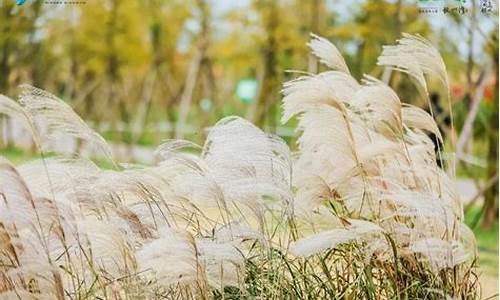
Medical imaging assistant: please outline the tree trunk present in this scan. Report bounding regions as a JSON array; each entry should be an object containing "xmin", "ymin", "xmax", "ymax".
[
  {"xmin": 176, "ymin": 0, "xmax": 210, "ymax": 139},
  {"xmin": 481, "ymin": 36, "xmax": 499, "ymax": 229},
  {"xmin": 482, "ymin": 123, "xmax": 499, "ymax": 229},
  {"xmin": 307, "ymin": 0, "xmax": 320, "ymax": 74},
  {"xmin": 28, "ymin": 1, "xmax": 43, "ymax": 87},
  {"xmin": 0, "ymin": 3, "xmax": 14, "ymax": 93},
  {"xmin": 0, "ymin": 4, "xmax": 14, "ymax": 148},
  {"xmin": 466, "ymin": 1, "xmax": 476, "ymax": 98},
  {"xmin": 105, "ymin": 0, "xmax": 122, "ymax": 143},
  {"xmin": 176, "ymin": 47, "xmax": 202, "ymax": 139},
  {"xmin": 254, "ymin": 0, "xmax": 279, "ymax": 131},
  {"xmin": 456, "ymin": 71, "xmax": 488, "ymax": 159},
  {"xmin": 199, "ymin": 55, "xmax": 217, "ymax": 137},
  {"xmin": 382, "ymin": 0, "xmax": 402, "ymax": 84}
]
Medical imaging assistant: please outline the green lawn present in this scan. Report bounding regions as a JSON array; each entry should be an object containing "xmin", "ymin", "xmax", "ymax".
[
  {"xmin": 0, "ymin": 147, "xmax": 114, "ymax": 169},
  {"xmin": 1, "ymin": 146, "xmax": 42, "ymax": 164},
  {"xmin": 465, "ymin": 206, "xmax": 499, "ymax": 277}
]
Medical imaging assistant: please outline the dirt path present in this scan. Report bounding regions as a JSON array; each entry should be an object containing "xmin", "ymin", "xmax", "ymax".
[{"xmin": 481, "ymin": 274, "xmax": 499, "ymax": 299}]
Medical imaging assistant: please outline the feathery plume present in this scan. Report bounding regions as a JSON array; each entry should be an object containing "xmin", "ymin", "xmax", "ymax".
[
  {"xmin": 18, "ymin": 85, "xmax": 114, "ymax": 161},
  {"xmin": 0, "ymin": 95, "xmax": 32, "ymax": 133},
  {"xmin": 308, "ymin": 33, "xmax": 350, "ymax": 74},
  {"xmin": 377, "ymin": 33, "xmax": 449, "ymax": 96}
]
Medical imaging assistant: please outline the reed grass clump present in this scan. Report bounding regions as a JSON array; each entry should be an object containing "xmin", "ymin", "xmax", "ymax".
[{"xmin": 0, "ymin": 34, "xmax": 478, "ymax": 299}]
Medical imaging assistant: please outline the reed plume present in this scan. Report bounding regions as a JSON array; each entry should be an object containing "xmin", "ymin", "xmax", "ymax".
[{"xmin": 0, "ymin": 33, "xmax": 478, "ymax": 299}]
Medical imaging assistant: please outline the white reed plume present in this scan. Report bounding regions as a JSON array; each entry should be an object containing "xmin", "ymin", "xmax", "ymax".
[
  {"xmin": 377, "ymin": 33, "xmax": 450, "ymax": 96},
  {"xmin": 282, "ymin": 34, "xmax": 474, "ymax": 275},
  {"xmin": 0, "ymin": 95, "xmax": 32, "ymax": 133},
  {"xmin": 0, "ymin": 33, "xmax": 477, "ymax": 298},
  {"xmin": 308, "ymin": 33, "xmax": 350, "ymax": 74},
  {"xmin": 18, "ymin": 85, "xmax": 114, "ymax": 161}
]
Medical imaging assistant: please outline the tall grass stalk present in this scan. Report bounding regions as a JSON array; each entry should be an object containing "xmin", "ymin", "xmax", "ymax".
[{"xmin": 0, "ymin": 34, "xmax": 478, "ymax": 299}]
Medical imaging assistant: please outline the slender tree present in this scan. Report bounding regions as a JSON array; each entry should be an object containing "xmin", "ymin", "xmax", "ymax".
[{"xmin": 482, "ymin": 29, "xmax": 499, "ymax": 229}]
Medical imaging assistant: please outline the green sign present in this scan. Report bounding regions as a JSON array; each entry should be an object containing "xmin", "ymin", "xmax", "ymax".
[
  {"xmin": 200, "ymin": 97, "xmax": 212, "ymax": 112},
  {"xmin": 236, "ymin": 79, "xmax": 258, "ymax": 104}
]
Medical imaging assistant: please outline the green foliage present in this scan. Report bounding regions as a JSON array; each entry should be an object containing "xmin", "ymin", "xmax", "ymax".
[
  {"xmin": 0, "ymin": 146, "xmax": 39, "ymax": 164},
  {"xmin": 465, "ymin": 206, "xmax": 499, "ymax": 276}
]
